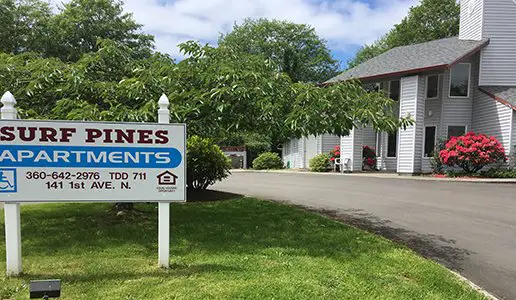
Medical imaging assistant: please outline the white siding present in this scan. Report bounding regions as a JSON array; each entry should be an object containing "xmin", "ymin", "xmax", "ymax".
[
  {"xmin": 296, "ymin": 138, "xmax": 305, "ymax": 169},
  {"xmin": 340, "ymin": 134, "xmax": 353, "ymax": 160},
  {"xmin": 479, "ymin": 0, "xmax": 516, "ymax": 86},
  {"xmin": 281, "ymin": 141, "xmax": 286, "ymax": 165},
  {"xmin": 282, "ymin": 139, "xmax": 292, "ymax": 168},
  {"xmin": 512, "ymin": 111, "xmax": 516, "ymax": 166},
  {"xmin": 283, "ymin": 138, "xmax": 301, "ymax": 168},
  {"xmin": 440, "ymin": 55, "xmax": 478, "ymax": 138},
  {"xmin": 425, "ymin": 98, "xmax": 442, "ymax": 126},
  {"xmin": 284, "ymin": 136, "xmax": 331, "ymax": 169},
  {"xmin": 292, "ymin": 138, "xmax": 300, "ymax": 168},
  {"xmin": 422, "ymin": 74, "xmax": 444, "ymax": 173},
  {"xmin": 377, "ymin": 132, "xmax": 397, "ymax": 172},
  {"xmin": 383, "ymin": 159, "xmax": 397, "ymax": 171},
  {"xmin": 472, "ymin": 90, "xmax": 513, "ymax": 156},
  {"xmin": 377, "ymin": 98, "xmax": 399, "ymax": 172},
  {"xmin": 459, "ymin": 0, "xmax": 484, "ymax": 41},
  {"xmin": 425, "ymin": 74, "xmax": 443, "ymax": 127},
  {"xmin": 413, "ymin": 76, "xmax": 426, "ymax": 173},
  {"xmin": 340, "ymin": 132, "xmax": 354, "ymax": 171},
  {"xmin": 351, "ymin": 128, "xmax": 363, "ymax": 171},
  {"xmin": 513, "ymin": 111, "xmax": 516, "ymax": 152},
  {"xmin": 362, "ymin": 127, "xmax": 376, "ymax": 149},
  {"xmin": 340, "ymin": 129, "xmax": 363, "ymax": 172},
  {"xmin": 321, "ymin": 134, "xmax": 340, "ymax": 154},
  {"xmin": 397, "ymin": 76, "xmax": 419, "ymax": 173},
  {"xmin": 304, "ymin": 135, "xmax": 318, "ymax": 168}
]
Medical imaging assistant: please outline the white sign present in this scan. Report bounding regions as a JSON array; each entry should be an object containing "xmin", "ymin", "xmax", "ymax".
[{"xmin": 0, "ymin": 120, "xmax": 186, "ymax": 202}]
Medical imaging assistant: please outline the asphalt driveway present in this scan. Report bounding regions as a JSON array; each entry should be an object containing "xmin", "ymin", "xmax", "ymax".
[{"xmin": 213, "ymin": 172, "xmax": 516, "ymax": 299}]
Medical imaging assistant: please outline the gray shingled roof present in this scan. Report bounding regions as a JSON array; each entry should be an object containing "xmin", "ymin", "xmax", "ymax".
[
  {"xmin": 480, "ymin": 86, "xmax": 516, "ymax": 110},
  {"xmin": 326, "ymin": 37, "xmax": 489, "ymax": 83}
]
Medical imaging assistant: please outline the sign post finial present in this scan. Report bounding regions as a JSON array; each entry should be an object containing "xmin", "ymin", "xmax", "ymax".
[
  {"xmin": 1, "ymin": 91, "xmax": 17, "ymax": 120},
  {"xmin": 158, "ymin": 94, "xmax": 170, "ymax": 124}
]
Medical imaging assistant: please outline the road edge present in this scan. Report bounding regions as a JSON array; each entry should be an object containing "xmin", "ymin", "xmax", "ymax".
[
  {"xmin": 231, "ymin": 169, "xmax": 516, "ymax": 184},
  {"xmin": 449, "ymin": 270, "xmax": 500, "ymax": 300}
]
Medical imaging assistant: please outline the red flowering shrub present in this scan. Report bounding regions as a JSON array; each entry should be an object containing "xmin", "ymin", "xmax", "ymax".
[
  {"xmin": 362, "ymin": 145, "xmax": 377, "ymax": 170},
  {"xmin": 329, "ymin": 145, "xmax": 340, "ymax": 162},
  {"xmin": 439, "ymin": 132, "xmax": 507, "ymax": 173}
]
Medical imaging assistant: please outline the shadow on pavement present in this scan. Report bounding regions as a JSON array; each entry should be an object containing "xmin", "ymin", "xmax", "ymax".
[{"xmin": 300, "ymin": 205, "xmax": 474, "ymax": 272}]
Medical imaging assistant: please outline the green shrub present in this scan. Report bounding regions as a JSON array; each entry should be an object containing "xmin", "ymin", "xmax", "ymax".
[
  {"xmin": 187, "ymin": 136, "xmax": 231, "ymax": 190},
  {"xmin": 439, "ymin": 132, "xmax": 507, "ymax": 173},
  {"xmin": 246, "ymin": 140, "xmax": 271, "ymax": 168},
  {"xmin": 430, "ymin": 139, "xmax": 447, "ymax": 174},
  {"xmin": 309, "ymin": 154, "xmax": 330, "ymax": 172},
  {"xmin": 480, "ymin": 168, "xmax": 516, "ymax": 178},
  {"xmin": 252, "ymin": 152, "xmax": 283, "ymax": 170},
  {"xmin": 443, "ymin": 169, "xmax": 516, "ymax": 178},
  {"xmin": 444, "ymin": 171, "xmax": 481, "ymax": 178}
]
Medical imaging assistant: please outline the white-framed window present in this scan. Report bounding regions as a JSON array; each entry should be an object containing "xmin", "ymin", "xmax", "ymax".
[
  {"xmin": 447, "ymin": 125, "xmax": 467, "ymax": 138},
  {"xmin": 387, "ymin": 131, "xmax": 397, "ymax": 158},
  {"xmin": 389, "ymin": 80, "xmax": 400, "ymax": 101},
  {"xmin": 424, "ymin": 126, "xmax": 437, "ymax": 157},
  {"xmin": 426, "ymin": 75, "xmax": 439, "ymax": 99},
  {"xmin": 449, "ymin": 63, "xmax": 471, "ymax": 98}
]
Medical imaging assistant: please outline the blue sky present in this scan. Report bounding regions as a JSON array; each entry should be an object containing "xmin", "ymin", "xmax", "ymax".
[{"xmin": 51, "ymin": 0, "xmax": 419, "ymax": 69}]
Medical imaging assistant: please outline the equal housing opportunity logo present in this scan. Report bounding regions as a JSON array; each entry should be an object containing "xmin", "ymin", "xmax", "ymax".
[{"xmin": 157, "ymin": 170, "xmax": 178, "ymax": 193}]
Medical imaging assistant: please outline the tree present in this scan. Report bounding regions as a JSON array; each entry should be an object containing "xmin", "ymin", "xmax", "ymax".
[
  {"xmin": 168, "ymin": 41, "xmax": 294, "ymax": 139},
  {"xmin": 46, "ymin": 0, "xmax": 154, "ymax": 61},
  {"xmin": 285, "ymin": 81, "xmax": 412, "ymax": 137},
  {"xmin": 0, "ymin": 0, "xmax": 154, "ymax": 61},
  {"xmin": 219, "ymin": 18, "xmax": 339, "ymax": 83},
  {"xmin": 0, "ymin": 39, "xmax": 172, "ymax": 119},
  {"xmin": 0, "ymin": 0, "xmax": 53, "ymax": 54},
  {"xmin": 347, "ymin": 0, "xmax": 460, "ymax": 69}
]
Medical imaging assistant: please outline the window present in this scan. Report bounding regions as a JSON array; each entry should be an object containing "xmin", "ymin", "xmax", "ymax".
[
  {"xmin": 448, "ymin": 126, "xmax": 466, "ymax": 138},
  {"xmin": 389, "ymin": 80, "xmax": 400, "ymax": 101},
  {"xmin": 449, "ymin": 63, "xmax": 470, "ymax": 97},
  {"xmin": 424, "ymin": 126, "xmax": 436, "ymax": 157},
  {"xmin": 426, "ymin": 75, "xmax": 439, "ymax": 99},
  {"xmin": 364, "ymin": 82, "xmax": 381, "ymax": 92},
  {"xmin": 387, "ymin": 131, "xmax": 397, "ymax": 157}
]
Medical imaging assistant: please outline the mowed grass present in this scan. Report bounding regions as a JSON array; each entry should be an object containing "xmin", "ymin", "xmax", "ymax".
[{"xmin": 0, "ymin": 198, "xmax": 484, "ymax": 300}]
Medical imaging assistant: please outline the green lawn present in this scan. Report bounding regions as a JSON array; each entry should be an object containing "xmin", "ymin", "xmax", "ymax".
[{"xmin": 0, "ymin": 198, "xmax": 484, "ymax": 299}]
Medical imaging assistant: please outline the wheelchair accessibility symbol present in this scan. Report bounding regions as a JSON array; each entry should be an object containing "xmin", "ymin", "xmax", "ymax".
[{"xmin": 0, "ymin": 169, "xmax": 17, "ymax": 193}]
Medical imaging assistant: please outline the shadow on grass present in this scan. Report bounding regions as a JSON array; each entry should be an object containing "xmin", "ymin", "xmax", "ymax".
[
  {"xmin": 23, "ymin": 263, "xmax": 241, "ymax": 282},
  {"xmin": 1, "ymin": 193, "xmax": 471, "ymax": 285},
  {"xmin": 186, "ymin": 189, "xmax": 243, "ymax": 202},
  {"xmin": 2, "ymin": 196, "xmax": 387, "ymax": 265},
  {"xmin": 301, "ymin": 206, "xmax": 474, "ymax": 272}
]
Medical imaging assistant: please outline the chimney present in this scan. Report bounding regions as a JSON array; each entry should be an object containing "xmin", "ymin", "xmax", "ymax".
[{"xmin": 459, "ymin": 0, "xmax": 516, "ymax": 86}]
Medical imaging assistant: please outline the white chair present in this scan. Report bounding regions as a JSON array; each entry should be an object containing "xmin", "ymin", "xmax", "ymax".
[
  {"xmin": 333, "ymin": 157, "xmax": 351, "ymax": 173},
  {"xmin": 334, "ymin": 158, "xmax": 351, "ymax": 173}
]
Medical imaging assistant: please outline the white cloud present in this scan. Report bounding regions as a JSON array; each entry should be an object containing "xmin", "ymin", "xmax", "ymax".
[{"xmin": 48, "ymin": 0, "xmax": 418, "ymax": 60}]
